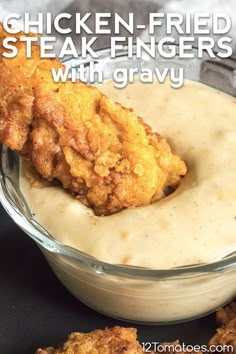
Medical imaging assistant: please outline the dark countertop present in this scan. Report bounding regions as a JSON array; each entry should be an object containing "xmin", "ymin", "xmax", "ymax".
[{"xmin": 0, "ymin": 205, "xmax": 217, "ymax": 354}]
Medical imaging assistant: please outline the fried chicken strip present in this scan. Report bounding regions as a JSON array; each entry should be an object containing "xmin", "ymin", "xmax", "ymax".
[
  {"xmin": 35, "ymin": 327, "xmax": 204, "ymax": 354},
  {"xmin": 35, "ymin": 327, "xmax": 145, "ymax": 354},
  {"xmin": 35, "ymin": 303, "xmax": 236, "ymax": 354},
  {"xmin": 0, "ymin": 24, "xmax": 187, "ymax": 215}
]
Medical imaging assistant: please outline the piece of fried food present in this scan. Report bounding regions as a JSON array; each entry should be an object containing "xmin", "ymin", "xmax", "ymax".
[
  {"xmin": 215, "ymin": 302, "xmax": 236, "ymax": 326},
  {"xmin": 35, "ymin": 329, "xmax": 204, "ymax": 354},
  {"xmin": 0, "ymin": 24, "xmax": 187, "ymax": 215},
  {"xmin": 35, "ymin": 327, "xmax": 145, "ymax": 354},
  {"xmin": 209, "ymin": 302, "xmax": 236, "ymax": 352}
]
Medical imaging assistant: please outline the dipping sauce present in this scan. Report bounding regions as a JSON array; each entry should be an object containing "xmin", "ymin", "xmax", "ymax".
[{"xmin": 20, "ymin": 79, "xmax": 236, "ymax": 269}]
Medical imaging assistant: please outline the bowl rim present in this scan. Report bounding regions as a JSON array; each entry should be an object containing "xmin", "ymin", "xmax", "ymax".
[{"xmin": 1, "ymin": 46, "xmax": 236, "ymax": 280}]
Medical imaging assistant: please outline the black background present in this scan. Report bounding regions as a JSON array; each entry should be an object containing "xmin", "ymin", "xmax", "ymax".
[{"xmin": 0, "ymin": 205, "xmax": 217, "ymax": 354}]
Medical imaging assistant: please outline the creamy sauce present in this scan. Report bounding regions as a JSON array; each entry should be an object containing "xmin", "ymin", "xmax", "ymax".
[{"xmin": 20, "ymin": 80, "xmax": 236, "ymax": 269}]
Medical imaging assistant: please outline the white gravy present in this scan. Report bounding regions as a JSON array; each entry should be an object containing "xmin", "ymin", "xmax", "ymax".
[{"xmin": 20, "ymin": 80, "xmax": 236, "ymax": 269}]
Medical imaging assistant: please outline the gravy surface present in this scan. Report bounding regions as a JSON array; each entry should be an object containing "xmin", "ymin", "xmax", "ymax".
[{"xmin": 20, "ymin": 80, "xmax": 236, "ymax": 269}]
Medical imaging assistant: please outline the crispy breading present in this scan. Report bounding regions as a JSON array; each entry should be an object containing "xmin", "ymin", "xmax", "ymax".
[
  {"xmin": 35, "ymin": 327, "xmax": 144, "ymax": 354},
  {"xmin": 209, "ymin": 319, "xmax": 236, "ymax": 352},
  {"xmin": 35, "ymin": 330, "xmax": 204, "ymax": 354},
  {"xmin": 35, "ymin": 304, "xmax": 236, "ymax": 354},
  {"xmin": 0, "ymin": 24, "xmax": 187, "ymax": 215},
  {"xmin": 216, "ymin": 302, "xmax": 236, "ymax": 326},
  {"xmin": 209, "ymin": 302, "xmax": 236, "ymax": 353}
]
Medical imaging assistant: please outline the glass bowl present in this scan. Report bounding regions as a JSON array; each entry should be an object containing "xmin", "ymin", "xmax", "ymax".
[{"xmin": 0, "ymin": 45, "xmax": 236, "ymax": 324}]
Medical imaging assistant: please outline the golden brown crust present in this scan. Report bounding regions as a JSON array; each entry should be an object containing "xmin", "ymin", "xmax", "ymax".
[
  {"xmin": 216, "ymin": 302, "xmax": 236, "ymax": 327},
  {"xmin": 209, "ymin": 302, "xmax": 236, "ymax": 352},
  {"xmin": 35, "ymin": 327, "xmax": 144, "ymax": 354},
  {"xmin": 35, "ymin": 331, "xmax": 204, "ymax": 354},
  {"xmin": 36, "ymin": 349, "xmax": 55, "ymax": 354},
  {"xmin": 35, "ymin": 304, "xmax": 236, "ymax": 354},
  {"xmin": 0, "ymin": 24, "xmax": 187, "ymax": 215}
]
